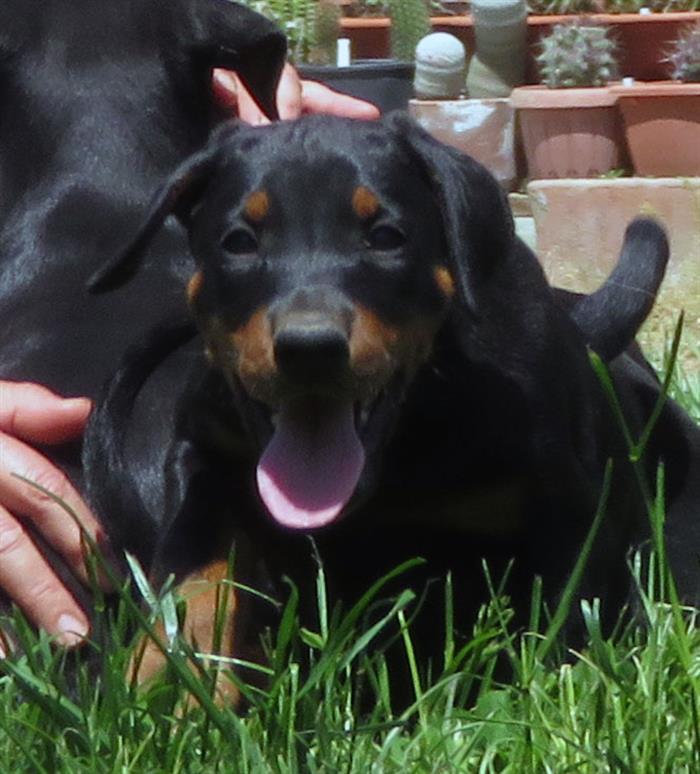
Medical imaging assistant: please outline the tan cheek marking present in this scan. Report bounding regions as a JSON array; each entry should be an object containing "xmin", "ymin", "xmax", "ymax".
[
  {"xmin": 352, "ymin": 186, "xmax": 379, "ymax": 220},
  {"xmin": 244, "ymin": 190, "xmax": 270, "ymax": 223},
  {"xmin": 434, "ymin": 266, "xmax": 455, "ymax": 299},
  {"xmin": 186, "ymin": 270, "xmax": 203, "ymax": 306},
  {"xmin": 200, "ymin": 308, "xmax": 275, "ymax": 392},
  {"xmin": 350, "ymin": 305, "xmax": 399, "ymax": 375},
  {"xmin": 230, "ymin": 307, "xmax": 275, "ymax": 384},
  {"xmin": 351, "ymin": 304, "xmax": 445, "ymax": 382}
]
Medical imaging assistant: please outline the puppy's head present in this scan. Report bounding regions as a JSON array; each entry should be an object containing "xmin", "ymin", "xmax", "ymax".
[{"xmin": 91, "ymin": 115, "xmax": 515, "ymax": 531}]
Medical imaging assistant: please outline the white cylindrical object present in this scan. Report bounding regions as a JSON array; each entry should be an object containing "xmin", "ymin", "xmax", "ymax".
[
  {"xmin": 337, "ymin": 38, "xmax": 351, "ymax": 67},
  {"xmin": 414, "ymin": 33, "xmax": 467, "ymax": 99}
]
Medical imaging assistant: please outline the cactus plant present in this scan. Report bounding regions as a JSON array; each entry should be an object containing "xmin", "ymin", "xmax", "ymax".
[
  {"xmin": 241, "ymin": 0, "xmax": 340, "ymax": 65},
  {"xmin": 310, "ymin": 0, "xmax": 342, "ymax": 66},
  {"xmin": 387, "ymin": 0, "xmax": 431, "ymax": 62},
  {"xmin": 667, "ymin": 22, "xmax": 700, "ymax": 82},
  {"xmin": 413, "ymin": 32, "xmax": 467, "ymax": 98},
  {"xmin": 466, "ymin": 0, "xmax": 527, "ymax": 98},
  {"xmin": 537, "ymin": 22, "xmax": 619, "ymax": 88}
]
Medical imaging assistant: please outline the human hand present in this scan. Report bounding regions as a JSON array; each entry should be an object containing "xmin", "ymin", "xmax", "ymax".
[
  {"xmin": 212, "ymin": 62, "xmax": 380, "ymax": 123},
  {"xmin": 0, "ymin": 381, "xmax": 108, "ymax": 650}
]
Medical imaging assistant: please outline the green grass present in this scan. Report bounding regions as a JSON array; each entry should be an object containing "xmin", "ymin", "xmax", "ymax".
[{"xmin": 1, "ymin": 330, "xmax": 699, "ymax": 773}]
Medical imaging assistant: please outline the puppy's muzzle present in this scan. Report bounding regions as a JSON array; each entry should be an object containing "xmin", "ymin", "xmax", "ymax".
[
  {"xmin": 274, "ymin": 313, "xmax": 350, "ymax": 385},
  {"xmin": 270, "ymin": 288, "xmax": 354, "ymax": 394}
]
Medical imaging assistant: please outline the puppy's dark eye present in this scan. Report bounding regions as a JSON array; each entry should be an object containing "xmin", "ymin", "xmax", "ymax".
[
  {"xmin": 221, "ymin": 228, "xmax": 258, "ymax": 256},
  {"xmin": 366, "ymin": 224, "xmax": 406, "ymax": 252}
]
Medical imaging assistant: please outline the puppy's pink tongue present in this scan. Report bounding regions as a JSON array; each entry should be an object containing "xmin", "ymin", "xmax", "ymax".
[{"xmin": 256, "ymin": 399, "xmax": 365, "ymax": 530}]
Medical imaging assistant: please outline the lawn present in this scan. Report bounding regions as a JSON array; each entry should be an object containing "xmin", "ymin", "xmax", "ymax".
[{"xmin": 1, "ymin": 321, "xmax": 699, "ymax": 773}]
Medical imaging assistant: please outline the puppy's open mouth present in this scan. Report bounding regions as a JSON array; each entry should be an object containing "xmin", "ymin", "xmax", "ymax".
[{"xmin": 256, "ymin": 394, "xmax": 384, "ymax": 530}]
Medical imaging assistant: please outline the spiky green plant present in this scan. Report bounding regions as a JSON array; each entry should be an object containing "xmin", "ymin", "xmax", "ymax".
[
  {"xmin": 387, "ymin": 0, "xmax": 431, "ymax": 62},
  {"xmin": 242, "ymin": 0, "xmax": 340, "ymax": 64},
  {"xmin": 667, "ymin": 22, "xmax": 700, "ymax": 82},
  {"xmin": 310, "ymin": 0, "xmax": 342, "ymax": 65},
  {"xmin": 537, "ymin": 22, "xmax": 619, "ymax": 88}
]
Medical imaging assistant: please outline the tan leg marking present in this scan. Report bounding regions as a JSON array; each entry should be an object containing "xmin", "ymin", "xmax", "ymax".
[{"xmin": 131, "ymin": 560, "xmax": 242, "ymax": 707}]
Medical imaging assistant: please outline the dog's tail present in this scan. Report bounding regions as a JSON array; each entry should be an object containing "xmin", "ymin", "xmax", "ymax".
[
  {"xmin": 83, "ymin": 316, "xmax": 197, "ymax": 564},
  {"xmin": 570, "ymin": 217, "xmax": 669, "ymax": 362}
]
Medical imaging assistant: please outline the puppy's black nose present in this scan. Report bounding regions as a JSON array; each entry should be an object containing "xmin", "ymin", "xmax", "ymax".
[{"xmin": 274, "ymin": 314, "xmax": 350, "ymax": 385}]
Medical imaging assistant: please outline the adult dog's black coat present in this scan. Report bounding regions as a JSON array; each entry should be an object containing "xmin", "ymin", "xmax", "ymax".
[
  {"xmin": 0, "ymin": 1, "xmax": 285, "ymax": 599},
  {"xmin": 86, "ymin": 115, "xmax": 700, "ymax": 690},
  {"xmin": 0, "ymin": 0, "xmax": 284, "ymax": 409}
]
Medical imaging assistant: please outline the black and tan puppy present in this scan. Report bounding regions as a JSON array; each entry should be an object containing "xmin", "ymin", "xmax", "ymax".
[{"xmin": 87, "ymin": 115, "xmax": 700, "ymax": 691}]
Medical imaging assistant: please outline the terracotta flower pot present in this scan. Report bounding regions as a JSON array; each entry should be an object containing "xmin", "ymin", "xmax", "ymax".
[
  {"xmin": 510, "ymin": 85, "xmax": 622, "ymax": 179},
  {"xmin": 340, "ymin": 13, "xmax": 700, "ymax": 83},
  {"xmin": 610, "ymin": 81, "xmax": 700, "ymax": 177},
  {"xmin": 409, "ymin": 97, "xmax": 518, "ymax": 190}
]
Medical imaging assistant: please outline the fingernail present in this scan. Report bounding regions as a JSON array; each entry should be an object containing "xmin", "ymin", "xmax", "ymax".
[
  {"xmin": 62, "ymin": 397, "xmax": 92, "ymax": 415},
  {"xmin": 61, "ymin": 398, "xmax": 92, "ymax": 419},
  {"xmin": 56, "ymin": 614, "xmax": 88, "ymax": 647}
]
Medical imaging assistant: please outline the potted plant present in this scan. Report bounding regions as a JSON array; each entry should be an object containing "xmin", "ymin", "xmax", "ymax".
[
  {"xmin": 339, "ymin": 4, "xmax": 700, "ymax": 82},
  {"xmin": 510, "ymin": 21, "xmax": 623, "ymax": 179},
  {"xmin": 338, "ymin": 1, "xmax": 463, "ymax": 59},
  {"xmin": 409, "ymin": 32, "xmax": 519, "ymax": 190},
  {"xmin": 298, "ymin": 0, "xmax": 431, "ymax": 112},
  {"xmin": 466, "ymin": 0, "xmax": 527, "ymax": 98},
  {"xmin": 610, "ymin": 21, "xmax": 700, "ymax": 175},
  {"xmin": 529, "ymin": 6, "xmax": 700, "ymax": 80},
  {"xmin": 240, "ymin": 0, "xmax": 340, "ymax": 65}
]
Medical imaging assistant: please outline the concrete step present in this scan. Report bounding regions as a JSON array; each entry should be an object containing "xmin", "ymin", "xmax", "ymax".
[{"xmin": 509, "ymin": 178, "xmax": 700, "ymax": 366}]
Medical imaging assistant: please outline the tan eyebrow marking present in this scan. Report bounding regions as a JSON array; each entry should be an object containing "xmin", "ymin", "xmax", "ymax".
[
  {"xmin": 186, "ymin": 270, "xmax": 203, "ymax": 306},
  {"xmin": 434, "ymin": 266, "xmax": 455, "ymax": 299},
  {"xmin": 244, "ymin": 190, "xmax": 270, "ymax": 223},
  {"xmin": 352, "ymin": 186, "xmax": 380, "ymax": 219}
]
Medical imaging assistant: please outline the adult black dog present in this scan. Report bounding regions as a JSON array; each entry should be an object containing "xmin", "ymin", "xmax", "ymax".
[
  {"xmin": 0, "ymin": 0, "xmax": 285, "ymax": 616},
  {"xmin": 86, "ymin": 114, "xmax": 700, "ymax": 694},
  {"xmin": 0, "ymin": 0, "xmax": 284, "ymax": 418}
]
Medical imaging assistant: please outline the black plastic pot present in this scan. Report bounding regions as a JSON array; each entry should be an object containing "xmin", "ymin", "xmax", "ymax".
[{"xmin": 299, "ymin": 59, "xmax": 415, "ymax": 114}]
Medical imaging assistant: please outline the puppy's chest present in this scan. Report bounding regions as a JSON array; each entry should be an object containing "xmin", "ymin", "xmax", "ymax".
[
  {"xmin": 361, "ymin": 373, "xmax": 532, "ymax": 541},
  {"xmin": 306, "ymin": 469, "xmax": 530, "ymax": 614},
  {"xmin": 360, "ymin": 472, "xmax": 529, "ymax": 541}
]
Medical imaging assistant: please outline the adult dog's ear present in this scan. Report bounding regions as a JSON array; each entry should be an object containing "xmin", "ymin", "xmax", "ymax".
[
  {"xmin": 88, "ymin": 124, "xmax": 237, "ymax": 293},
  {"xmin": 183, "ymin": 0, "xmax": 287, "ymax": 120},
  {"xmin": 384, "ymin": 112, "xmax": 515, "ymax": 314}
]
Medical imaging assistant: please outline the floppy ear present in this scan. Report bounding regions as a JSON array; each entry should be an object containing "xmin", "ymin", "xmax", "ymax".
[
  {"xmin": 383, "ymin": 112, "xmax": 515, "ymax": 315},
  {"xmin": 88, "ymin": 123, "xmax": 238, "ymax": 293},
  {"xmin": 184, "ymin": 0, "xmax": 287, "ymax": 120}
]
